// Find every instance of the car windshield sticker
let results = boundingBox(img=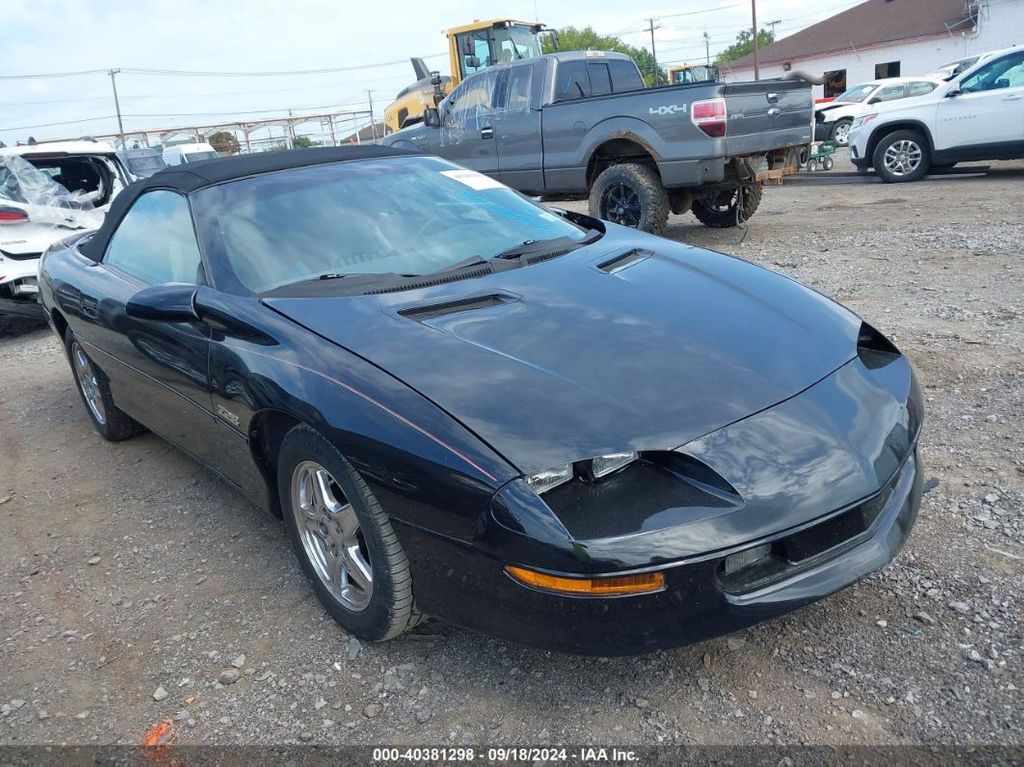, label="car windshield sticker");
[440,169,504,191]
